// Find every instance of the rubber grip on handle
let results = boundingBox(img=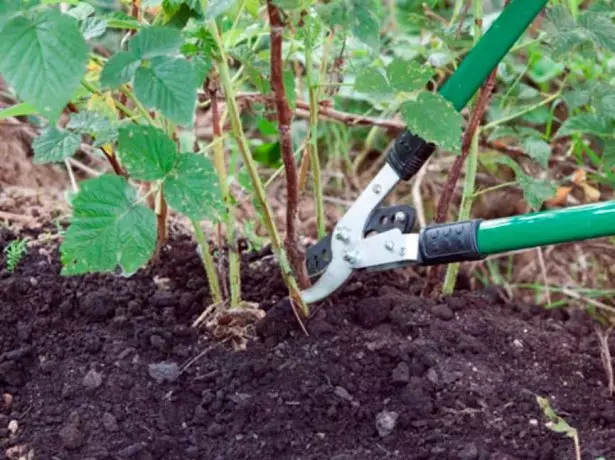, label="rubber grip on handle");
[386,130,436,181]
[419,220,483,266]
